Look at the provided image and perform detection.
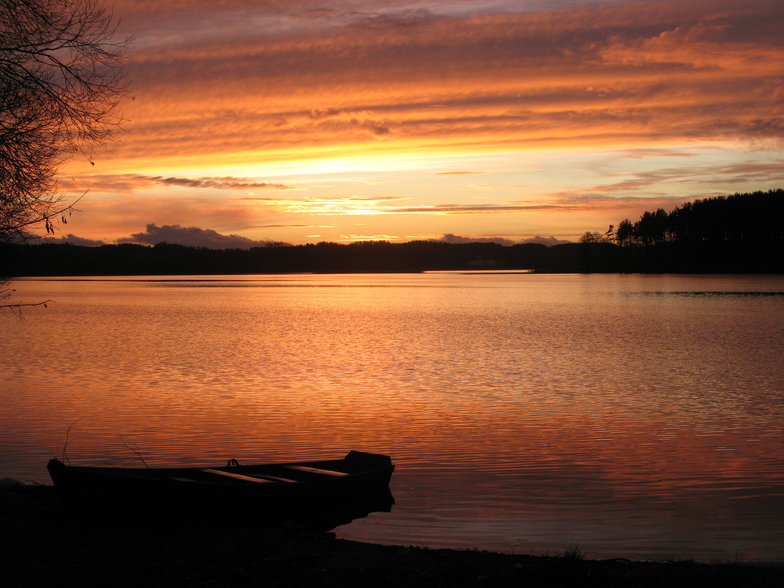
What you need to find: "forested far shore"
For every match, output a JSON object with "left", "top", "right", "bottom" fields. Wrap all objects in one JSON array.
[
  {"left": 2, "top": 240, "right": 587, "bottom": 275},
  {"left": 1, "top": 236, "right": 781, "bottom": 275},
  {"left": 582, "top": 189, "right": 784, "bottom": 273},
  {"left": 2, "top": 190, "right": 783, "bottom": 276}
]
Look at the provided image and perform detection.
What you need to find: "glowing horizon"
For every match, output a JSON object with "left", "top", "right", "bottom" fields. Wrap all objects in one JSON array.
[{"left": 49, "top": 0, "right": 784, "bottom": 247}]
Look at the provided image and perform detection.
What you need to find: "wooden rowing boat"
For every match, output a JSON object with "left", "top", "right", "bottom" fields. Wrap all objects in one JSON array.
[{"left": 47, "top": 451, "right": 394, "bottom": 527}]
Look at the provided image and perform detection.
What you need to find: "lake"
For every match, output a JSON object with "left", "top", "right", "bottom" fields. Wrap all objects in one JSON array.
[{"left": 2, "top": 272, "right": 783, "bottom": 561}]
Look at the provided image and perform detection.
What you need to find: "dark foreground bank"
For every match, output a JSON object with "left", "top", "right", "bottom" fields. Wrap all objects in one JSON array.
[{"left": 2, "top": 485, "right": 781, "bottom": 588}]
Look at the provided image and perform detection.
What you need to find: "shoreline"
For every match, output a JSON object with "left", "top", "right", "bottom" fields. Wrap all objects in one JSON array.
[{"left": 3, "top": 485, "right": 782, "bottom": 587}]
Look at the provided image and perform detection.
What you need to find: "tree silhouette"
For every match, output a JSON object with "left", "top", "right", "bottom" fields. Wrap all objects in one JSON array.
[
  {"left": 604, "top": 190, "right": 784, "bottom": 272},
  {"left": 1, "top": 0, "right": 128, "bottom": 308}
]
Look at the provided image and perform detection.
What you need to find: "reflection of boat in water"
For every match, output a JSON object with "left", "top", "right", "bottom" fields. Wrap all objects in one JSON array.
[
  {"left": 296, "top": 485, "right": 395, "bottom": 532},
  {"left": 47, "top": 451, "right": 394, "bottom": 530}
]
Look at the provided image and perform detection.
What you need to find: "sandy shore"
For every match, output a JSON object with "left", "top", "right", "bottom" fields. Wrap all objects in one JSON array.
[{"left": 2, "top": 485, "right": 781, "bottom": 587}]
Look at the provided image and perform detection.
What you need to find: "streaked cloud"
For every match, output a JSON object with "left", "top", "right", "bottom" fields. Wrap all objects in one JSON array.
[
  {"left": 340, "top": 234, "right": 401, "bottom": 242},
  {"left": 47, "top": 0, "right": 784, "bottom": 245},
  {"left": 64, "top": 174, "right": 295, "bottom": 193},
  {"left": 390, "top": 203, "right": 566, "bottom": 214},
  {"left": 98, "top": 0, "right": 784, "bottom": 164}
]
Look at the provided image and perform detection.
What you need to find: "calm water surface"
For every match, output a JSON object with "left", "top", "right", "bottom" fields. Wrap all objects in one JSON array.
[{"left": 2, "top": 273, "right": 783, "bottom": 561}]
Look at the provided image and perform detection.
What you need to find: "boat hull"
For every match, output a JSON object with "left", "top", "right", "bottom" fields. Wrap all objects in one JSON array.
[{"left": 47, "top": 451, "right": 394, "bottom": 527}]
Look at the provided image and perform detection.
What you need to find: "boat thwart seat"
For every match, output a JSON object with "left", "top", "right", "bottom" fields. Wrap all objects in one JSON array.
[
  {"left": 285, "top": 465, "right": 349, "bottom": 476},
  {"left": 202, "top": 469, "right": 281, "bottom": 483}
]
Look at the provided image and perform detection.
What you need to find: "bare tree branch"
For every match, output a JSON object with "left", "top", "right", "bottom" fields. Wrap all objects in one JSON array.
[
  {"left": 1, "top": 0, "right": 129, "bottom": 309},
  {"left": 1, "top": 0, "right": 129, "bottom": 242},
  {"left": 118, "top": 434, "right": 149, "bottom": 468}
]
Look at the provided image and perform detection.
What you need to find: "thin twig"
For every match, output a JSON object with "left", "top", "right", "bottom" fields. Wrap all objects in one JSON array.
[
  {"left": 118, "top": 434, "right": 149, "bottom": 468},
  {"left": 1, "top": 299, "right": 53, "bottom": 319},
  {"left": 62, "top": 418, "right": 81, "bottom": 465}
]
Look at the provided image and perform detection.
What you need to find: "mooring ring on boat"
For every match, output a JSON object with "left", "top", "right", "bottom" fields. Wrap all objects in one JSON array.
[{"left": 226, "top": 458, "right": 241, "bottom": 468}]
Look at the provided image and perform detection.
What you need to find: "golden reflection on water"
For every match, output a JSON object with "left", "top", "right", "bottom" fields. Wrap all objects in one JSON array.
[{"left": 2, "top": 273, "right": 784, "bottom": 560}]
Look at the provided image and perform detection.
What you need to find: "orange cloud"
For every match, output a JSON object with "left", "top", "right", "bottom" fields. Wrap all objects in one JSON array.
[
  {"left": 47, "top": 1, "right": 784, "bottom": 245},
  {"left": 96, "top": 0, "right": 783, "bottom": 171}
]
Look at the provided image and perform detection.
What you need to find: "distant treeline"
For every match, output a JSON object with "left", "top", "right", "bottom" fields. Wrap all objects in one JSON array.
[
  {"left": 1, "top": 240, "right": 587, "bottom": 276},
  {"left": 2, "top": 190, "right": 783, "bottom": 276},
  {"left": 587, "top": 189, "right": 784, "bottom": 272}
]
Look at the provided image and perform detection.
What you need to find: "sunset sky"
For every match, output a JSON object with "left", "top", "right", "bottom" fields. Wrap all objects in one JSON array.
[{"left": 52, "top": 0, "right": 784, "bottom": 248}]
